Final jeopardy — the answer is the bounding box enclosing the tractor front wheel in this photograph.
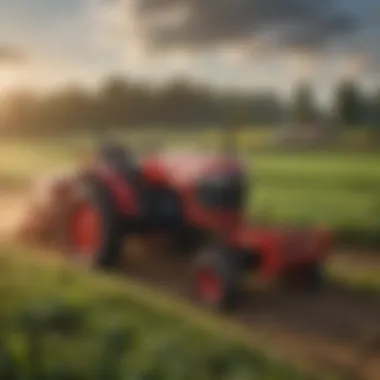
[194,246,242,312]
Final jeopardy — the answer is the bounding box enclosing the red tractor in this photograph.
[140,150,332,310]
[18,142,333,311]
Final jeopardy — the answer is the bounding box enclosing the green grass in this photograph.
[249,151,380,246]
[328,254,380,295]
[0,133,379,246]
[0,245,319,380]
[250,151,380,221]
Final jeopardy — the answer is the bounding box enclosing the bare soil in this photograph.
[0,189,28,241]
[0,189,379,380]
[125,253,380,380]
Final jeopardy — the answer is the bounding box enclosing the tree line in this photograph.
[0,75,379,135]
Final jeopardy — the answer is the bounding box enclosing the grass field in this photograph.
[251,151,380,245]
[0,130,379,246]
[0,245,319,380]
[327,252,380,294]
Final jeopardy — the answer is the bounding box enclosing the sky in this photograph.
[0,0,380,103]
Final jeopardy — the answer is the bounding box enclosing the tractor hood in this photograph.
[231,224,333,279]
[234,225,332,257]
[277,227,333,262]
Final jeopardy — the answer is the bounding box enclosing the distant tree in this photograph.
[1,89,41,134]
[334,80,364,127]
[0,75,290,134]
[42,85,94,130]
[291,82,318,125]
[367,89,380,145]
[96,76,132,128]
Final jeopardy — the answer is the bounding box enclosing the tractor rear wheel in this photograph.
[66,178,124,270]
[194,245,242,312]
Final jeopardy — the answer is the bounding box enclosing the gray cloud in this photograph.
[129,0,359,53]
[0,45,28,64]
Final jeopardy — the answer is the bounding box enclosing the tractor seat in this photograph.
[99,144,143,186]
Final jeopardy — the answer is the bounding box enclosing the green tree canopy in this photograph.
[334,80,364,127]
[291,82,319,125]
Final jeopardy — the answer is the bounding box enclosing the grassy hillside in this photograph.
[0,245,319,380]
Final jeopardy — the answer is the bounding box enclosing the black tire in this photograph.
[193,245,242,312]
[66,176,124,271]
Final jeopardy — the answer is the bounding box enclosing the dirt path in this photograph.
[124,254,380,379]
[0,189,27,241]
[0,190,379,379]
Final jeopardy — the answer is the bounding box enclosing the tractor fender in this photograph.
[229,227,285,282]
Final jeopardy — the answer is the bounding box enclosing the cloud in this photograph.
[96,0,368,79]
[285,51,321,81]
[0,45,28,65]
[127,0,358,54]
[93,0,197,73]
[336,53,371,79]
[0,54,105,95]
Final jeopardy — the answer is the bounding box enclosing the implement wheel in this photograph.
[194,245,242,312]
